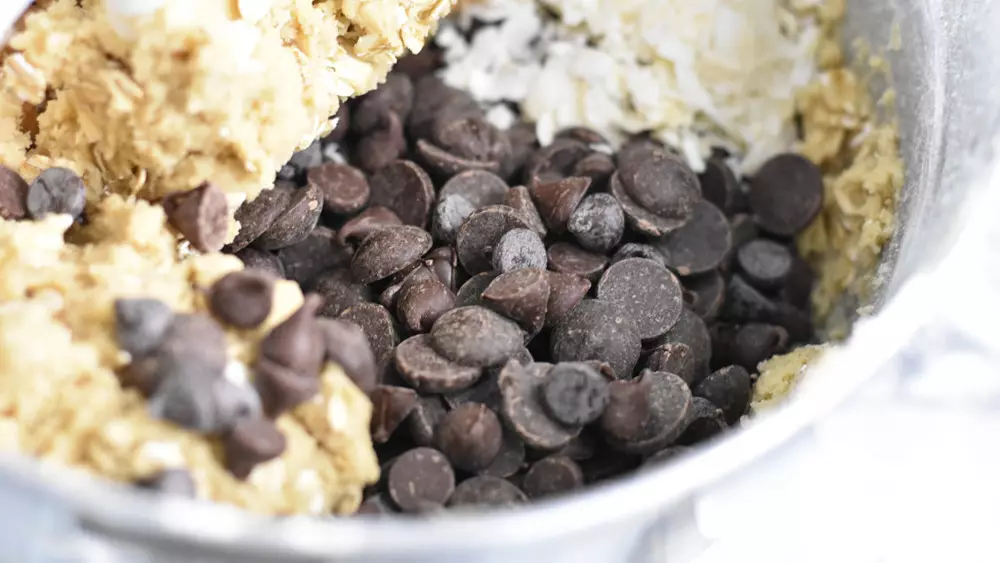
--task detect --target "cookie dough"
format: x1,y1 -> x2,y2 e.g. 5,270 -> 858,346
751,344 -> 828,412
0,0 -> 454,204
0,194 -> 377,514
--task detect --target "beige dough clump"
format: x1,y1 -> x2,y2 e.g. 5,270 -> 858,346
0,0 -> 453,204
0,196 -> 378,514
750,344 -> 828,412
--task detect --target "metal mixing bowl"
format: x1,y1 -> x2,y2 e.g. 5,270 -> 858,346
3,0 -> 999,561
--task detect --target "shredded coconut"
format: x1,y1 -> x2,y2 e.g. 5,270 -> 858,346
437,0 -> 821,172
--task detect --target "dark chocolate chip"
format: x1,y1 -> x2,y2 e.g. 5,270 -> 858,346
610,243 -> 666,268
709,323 -> 740,370
429,306 -> 524,368
523,139 -> 591,186
357,493 -> 396,515
148,372 -> 260,434
682,271 -> 726,321
415,138 -> 502,177
540,362 -> 610,427
161,183 -> 229,252
571,152 -> 616,190
677,397 -> 727,445
408,76 -> 481,140
254,356 -> 320,418
156,313 -> 229,379
368,160 -> 435,227
114,298 -> 174,358
455,205 -> 531,274
699,157 -> 744,215
604,370 -> 693,455
610,171 -> 686,237
276,226 -> 351,288
0,165 -> 29,220
26,167 -> 86,220
619,154 -> 700,220
503,184 -> 548,237
258,295 -> 325,376
648,307 -> 712,379
236,247 -> 285,278
223,418 -> 286,479
324,103 -> 351,144
395,334 -> 482,393
431,194 -> 475,245
371,385 -> 419,443
449,476 -> 527,508
314,269 -> 371,317
431,115 -> 510,165
721,275 -> 811,342
645,343 -> 700,385
615,138 -> 668,171
397,278 -> 456,334
424,246 -> 459,292
350,225 -> 433,284
337,205 -> 403,248
652,200 -> 732,276
353,73 -> 414,135
480,427 -> 527,478
500,121 -> 539,182
498,361 -> 579,450
443,368 -> 503,411
694,365 -> 751,425
307,163 -> 370,215
285,140 -> 323,178
482,268 -> 551,335
353,112 -> 407,173
253,184 -> 323,251
530,176 -> 590,233
732,323 -> 789,372
544,272 -> 591,328
567,193 -> 625,254
553,430 -> 598,461
547,242 -> 608,282
596,258 -> 684,341
208,271 -> 274,329
407,395 -> 447,447
522,456 -> 584,499
136,469 -> 196,497
440,169 -> 510,209
748,153 -> 824,236
455,272 -> 499,307
555,126 -> 609,145
780,256 -> 815,310
317,318 -> 378,394
736,239 -> 793,290
387,447 -> 456,513
600,378 -> 651,443
435,403 -> 503,472
492,228 -> 547,273
339,302 -> 400,373
228,184 -> 293,252
551,299 -> 641,379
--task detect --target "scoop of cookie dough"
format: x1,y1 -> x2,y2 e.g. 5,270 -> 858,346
0,0 -> 454,203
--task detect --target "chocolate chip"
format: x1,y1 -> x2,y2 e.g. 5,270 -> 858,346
699,157 -> 744,215
253,184 -> 323,251
395,334 -> 482,393
353,73 -> 414,135
317,318 -> 378,394
357,493 -> 396,515
387,447 -> 456,513
748,153 -> 824,236
314,269 -> 371,317
285,140 -> 323,180
371,385 -> 419,443
440,169 -> 509,209
255,298 -> 325,415
430,306 -> 524,368
780,256 -> 815,309
482,268 -> 551,335
645,343 -> 700,386
223,418 -> 287,479
415,138 -> 502,178
721,275 -> 811,342
677,397 -> 727,445
435,403 -> 503,472
276,226 -> 351,288
678,272 -> 723,321
208,271 -> 274,329
353,113 -> 407,173
455,205 -> 531,274
442,368 -> 503,411
307,163 -> 369,215
611,243 -> 666,268
26,167 -> 86,221
408,76 -> 481,140
424,246 -> 458,292
498,361 -> 579,450
407,395 -> 447,447
572,152 -> 616,190
523,139 -> 591,186
540,363 -> 610,427
503,184 -> 548,237
228,184 -> 293,252
431,115 -> 510,166
694,365 -> 751,425
397,278 -> 456,333
551,299 -> 641,379
236,247 -> 285,278
648,307 -> 712,379
605,370 -> 693,455
547,242 -> 608,282
136,469 -> 196,497
530,176 -> 590,233
500,121 -> 538,181
732,323 -> 789,372
492,228 -> 546,273
339,302 -> 400,373
156,313 -> 229,379
337,205 -> 403,248
324,104 -> 351,144
369,160 -> 435,227
556,126 -> 609,145
568,193 -> 624,254
709,323 -> 740,370
736,239 -> 793,290
351,225 -> 433,284
619,154 -> 700,220
114,298 -> 174,358
596,258 -> 684,341
600,379 -> 651,443
523,456 -> 584,499
610,171 -> 686,237
431,194 -> 475,245
544,272 -> 591,328
652,200 -> 732,276
455,272 -> 498,307
0,165 -> 29,220
148,372 -> 259,434
161,183 -> 229,252
449,476 -> 527,508
480,427 -> 527,478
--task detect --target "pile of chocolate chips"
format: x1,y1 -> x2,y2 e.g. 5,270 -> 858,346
227,50 -> 823,513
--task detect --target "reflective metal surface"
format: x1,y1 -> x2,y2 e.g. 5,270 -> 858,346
4,0 -> 1000,561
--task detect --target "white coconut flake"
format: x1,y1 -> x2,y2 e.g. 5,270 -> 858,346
438,0 -> 820,172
